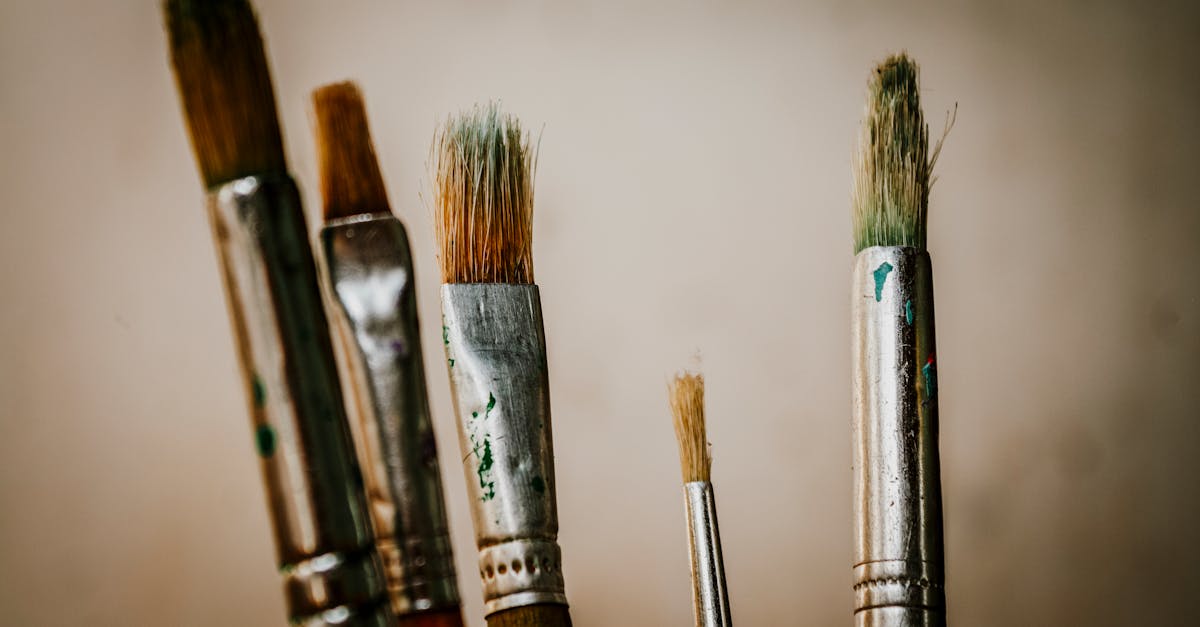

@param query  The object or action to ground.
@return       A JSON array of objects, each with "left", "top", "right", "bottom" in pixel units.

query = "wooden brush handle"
[
  {"left": 486, "top": 604, "right": 572, "bottom": 627},
  {"left": 397, "top": 608, "right": 466, "bottom": 627}
]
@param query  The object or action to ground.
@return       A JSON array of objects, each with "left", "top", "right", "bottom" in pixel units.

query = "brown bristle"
[
  {"left": 164, "top": 0, "right": 286, "bottom": 187},
  {"left": 312, "top": 81, "right": 391, "bottom": 220},
  {"left": 432, "top": 102, "right": 537, "bottom": 284},
  {"left": 669, "top": 371, "right": 711, "bottom": 483},
  {"left": 486, "top": 605, "right": 572, "bottom": 627}
]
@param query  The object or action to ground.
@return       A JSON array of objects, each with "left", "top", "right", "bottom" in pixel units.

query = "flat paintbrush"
[
  {"left": 312, "top": 81, "right": 465, "bottom": 627},
  {"left": 164, "top": 2, "right": 391, "bottom": 624},
  {"left": 432, "top": 103, "right": 572, "bottom": 627},
  {"left": 669, "top": 372, "right": 732, "bottom": 627},
  {"left": 850, "top": 52, "right": 952, "bottom": 626}
]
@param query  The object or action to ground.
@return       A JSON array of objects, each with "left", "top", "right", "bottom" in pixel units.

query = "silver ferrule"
[
  {"left": 684, "top": 481, "right": 731, "bottom": 627},
  {"left": 851, "top": 246, "right": 946, "bottom": 626},
  {"left": 439, "top": 283, "right": 568, "bottom": 615},
  {"left": 209, "top": 176, "right": 391, "bottom": 625},
  {"left": 320, "top": 214, "right": 461, "bottom": 616}
]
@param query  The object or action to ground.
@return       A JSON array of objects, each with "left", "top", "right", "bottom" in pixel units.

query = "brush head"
[
  {"left": 669, "top": 371, "right": 710, "bottom": 483},
  {"left": 432, "top": 102, "right": 537, "bottom": 284},
  {"left": 312, "top": 81, "right": 390, "bottom": 220},
  {"left": 851, "top": 52, "right": 941, "bottom": 253},
  {"left": 164, "top": 0, "right": 286, "bottom": 188}
]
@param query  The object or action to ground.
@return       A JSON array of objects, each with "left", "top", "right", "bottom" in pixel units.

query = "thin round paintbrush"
[
  {"left": 850, "top": 52, "right": 952, "bottom": 627},
  {"left": 164, "top": 2, "right": 391, "bottom": 624},
  {"left": 669, "top": 372, "right": 732, "bottom": 627},
  {"left": 312, "top": 82, "right": 465, "bottom": 627},
  {"left": 432, "top": 104, "right": 572, "bottom": 627}
]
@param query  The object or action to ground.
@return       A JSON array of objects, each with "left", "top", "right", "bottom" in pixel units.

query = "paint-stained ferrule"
[
  {"left": 321, "top": 214, "right": 461, "bottom": 616},
  {"left": 208, "top": 176, "right": 392, "bottom": 625},
  {"left": 684, "top": 481, "right": 732, "bottom": 627},
  {"left": 440, "top": 284, "right": 568, "bottom": 615},
  {"left": 851, "top": 246, "right": 945, "bottom": 627}
]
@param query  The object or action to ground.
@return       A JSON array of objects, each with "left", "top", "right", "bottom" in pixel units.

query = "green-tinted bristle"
[
  {"left": 432, "top": 102, "right": 537, "bottom": 284},
  {"left": 164, "top": 0, "right": 286, "bottom": 187},
  {"left": 851, "top": 53, "right": 943, "bottom": 253}
]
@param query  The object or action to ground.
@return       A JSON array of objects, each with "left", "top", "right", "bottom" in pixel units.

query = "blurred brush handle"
[
  {"left": 208, "top": 175, "right": 391, "bottom": 625},
  {"left": 852, "top": 246, "right": 945, "bottom": 626},
  {"left": 322, "top": 214, "right": 461, "bottom": 616},
  {"left": 440, "top": 284, "right": 569, "bottom": 616}
]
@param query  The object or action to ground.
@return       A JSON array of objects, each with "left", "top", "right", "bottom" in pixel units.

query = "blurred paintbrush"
[
  {"left": 164, "top": 1, "right": 391, "bottom": 623},
  {"left": 313, "top": 81, "right": 465, "bottom": 627}
]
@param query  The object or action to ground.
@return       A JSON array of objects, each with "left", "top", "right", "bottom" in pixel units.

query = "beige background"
[{"left": 2, "top": 0, "right": 1198, "bottom": 625}]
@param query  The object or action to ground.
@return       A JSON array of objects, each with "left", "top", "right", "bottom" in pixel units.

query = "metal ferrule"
[
  {"left": 439, "top": 284, "right": 568, "bottom": 615},
  {"left": 851, "top": 246, "right": 946, "bottom": 626},
  {"left": 320, "top": 213, "right": 461, "bottom": 616},
  {"left": 684, "top": 481, "right": 731, "bottom": 627},
  {"left": 208, "top": 176, "right": 391, "bottom": 626}
]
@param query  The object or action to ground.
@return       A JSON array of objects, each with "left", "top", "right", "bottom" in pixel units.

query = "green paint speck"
[
  {"left": 448, "top": 358, "right": 455, "bottom": 368},
  {"left": 477, "top": 438, "right": 495, "bottom": 501},
  {"left": 921, "top": 356, "right": 938, "bottom": 402},
  {"left": 531, "top": 476, "right": 546, "bottom": 494},
  {"left": 442, "top": 324, "right": 449, "bottom": 346},
  {"left": 873, "top": 262, "right": 894, "bottom": 302},
  {"left": 255, "top": 424, "right": 276, "bottom": 457},
  {"left": 905, "top": 299, "right": 913, "bottom": 325},
  {"left": 486, "top": 393, "right": 496, "bottom": 415},
  {"left": 251, "top": 375, "right": 266, "bottom": 408}
]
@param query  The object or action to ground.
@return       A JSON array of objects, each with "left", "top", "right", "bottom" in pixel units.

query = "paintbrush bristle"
[
  {"left": 313, "top": 81, "right": 390, "bottom": 220},
  {"left": 669, "top": 372, "right": 710, "bottom": 483},
  {"left": 164, "top": 0, "right": 285, "bottom": 188},
  {"left": 432, "top": 102, "right": 537, "bottom": 284},
  {"left": 851, "top": 52, "right": 948, "bottom": 253}
]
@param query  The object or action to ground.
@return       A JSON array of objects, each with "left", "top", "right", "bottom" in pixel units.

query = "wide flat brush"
[
  {"left": 669, "top": 372, "right": 732, "bottom": 627},
  {"left": 850, "top": 52, "right": 951, "bottom": 626},
  {"left": 312, "top": 81, "right": 464, "bottom": 627},
  {"left": 432, "top": 103, "right": 572, "bottom": 627},
  {"left": 164, "top": 2, "right": 390, "bottom": 624}
]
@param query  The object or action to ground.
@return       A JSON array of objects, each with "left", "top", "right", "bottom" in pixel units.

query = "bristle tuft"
[
  {"left": 312, "top": 81, "right": 390, "bottom": 220},
  {"left": 669, "top": 371, "right": 710, "bottom": 483},
  {"left": 432, "top": 102, "right": 537, "bottom": 284},
  {"left": 164, "top": 0, "right": 285, "bottom": 187},
  {"left": 851, "top": 52, "right": 947, "bottom": 253}
]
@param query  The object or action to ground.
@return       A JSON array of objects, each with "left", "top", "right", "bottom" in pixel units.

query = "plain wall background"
[{"left": 2, "top": 0, "right": 1198, "bottom": 625}]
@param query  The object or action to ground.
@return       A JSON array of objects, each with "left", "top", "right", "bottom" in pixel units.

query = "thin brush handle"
[
  {"left": 397, "top": 608, "right": 466, "bottom": 627},
  {"left": 322, "top": 214, "right": 461, "bottom": 616},
  {"left": 852, "top": 246, "right": 945, "bottom": 626},
  {"left": 684, "top": 481, "right": 731, "bottom": 627},
  {"left": 208, "top": 175, "right": 391, "bottom": 625}
]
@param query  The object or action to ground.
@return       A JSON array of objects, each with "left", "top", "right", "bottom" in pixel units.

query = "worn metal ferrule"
[
  {"left": 440, "top": 284, "right": 568, "bottom": 615},
  {"left": 684, "top": 481, "right": 731, "bottom": 627},
  {"left": 851, "top": 246, "right": 946, "bottom": 626},
  {"left": 208, "top": 176, "right": 392, "bottom": 626},
  {"left": 320, "top": 213, "right": 462, "bottom": 616}
]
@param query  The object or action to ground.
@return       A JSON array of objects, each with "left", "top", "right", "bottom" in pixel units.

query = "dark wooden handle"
[{"left": 486, "top": 604, "right": 573, "bottom": 627}]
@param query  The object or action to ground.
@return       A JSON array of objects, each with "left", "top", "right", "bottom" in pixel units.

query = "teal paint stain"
[
  {"left": 905, "top": 300, "right": 913, "bottom": 325},
  {"left": 485, "top": 393, "right": 496, "bottom": 416},
  {"left": 531, "top": 476, "right": 546, "bottom": 494},
  {"left": 922, "top": 354, "right": 938, "bottom": 402},
  {"left": 442, "top": 324, "right": 449, "bottom": 346},
  {"left": 255, "top": 424, "right": 276, "bottom": 457},
  {"left": 251, "top": 375, "right": 266, "bottom": 408},
  {"left": 472, "top": 411, "right": 479, "bottom": 419},
  {"left": 477, "top": 438, "right": 495, "bottom": 501},
  {"left": 448, "top": 358, "right": 455, "bottom": 368},
  {"left": 873, "top": 262, "right": 894, "bottom": 302}
]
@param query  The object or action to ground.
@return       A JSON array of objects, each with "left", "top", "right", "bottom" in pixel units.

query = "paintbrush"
[
  {"left": 164, "top": 2, "right": 391, "bottom": 624},
  {"left": 432, "top": 103, "right": 572, "bottom": 627},
  {"left": 312, "top": 81, "right": 465, "bottom": 627},
  {"left": 850, "top": 52, "right": 952, "bottom": 626},
  {"left": 669, "top": 371, "right": 732, "bottom": 627}
]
